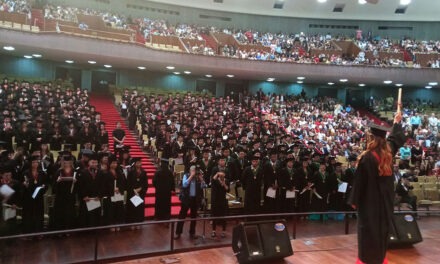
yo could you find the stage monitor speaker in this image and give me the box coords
[232,220,293,264]
[388,213,423,247]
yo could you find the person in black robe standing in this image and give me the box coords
[128,102,137,131]
[343,154,357,212]
[52,155,77,230]
[278,157,299,214]
[153,158,175,221]
[102,154,126,229]
[21,155,48,234]
[126,157,148,226]
[112,122,126,157]
[310,163,331,216]
[262,150,281,213]
[77,154,102,227]
[241,154,263,215]
[349,111,405,264]
[210,159,230,238]
[0,165,22,236]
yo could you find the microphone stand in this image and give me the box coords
[194,174,219,246]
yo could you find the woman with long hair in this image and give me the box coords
[22,155,48,234]
[349,111,405,264]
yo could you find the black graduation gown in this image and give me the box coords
[296,167,313,212]
[310,171,330,212]
[31,128,48,152]
[77,168,103,227]
[15,129,32,151]
[262,160,281,213]
[349,123,405,264]
[241,166,263,214]
[210,177,229,217]
[22,170,48,233]
[343,167,356,210]
[197,158,215,184]
[126,168,148,223]
[278,167,300,213]
[53,169,77,230]
[0,180,21,236]
[153,166,175,220]
[327,172,341,211]
[102,168,126,225]
[95,130,109,152]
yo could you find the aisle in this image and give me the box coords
[89,95,180,219]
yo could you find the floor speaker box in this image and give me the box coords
[388,213,423,247]
[232,220,293,264]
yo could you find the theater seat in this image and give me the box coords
[31,26,40,32]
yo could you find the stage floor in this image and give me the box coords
[1,216,439,263]
[115,229,440,264]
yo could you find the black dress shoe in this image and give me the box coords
[174,234,181,240]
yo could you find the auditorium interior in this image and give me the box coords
[0,0,440,263]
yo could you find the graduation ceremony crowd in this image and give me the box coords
[121,87,439,238]
[1,76,439,238]
[0,77,149,236]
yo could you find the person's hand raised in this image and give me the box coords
[394,110,402,124]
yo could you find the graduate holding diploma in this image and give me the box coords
[126,157,148,227]
[53,155,77,230]
[22,155,48,234]
[1,164,21,236]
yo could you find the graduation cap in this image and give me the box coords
[268,149,278,156]
[88,153,98,161]
[98,152,110,160]
[221,146,230,151]
[30,155,41,162]
[62,155,73,162]
[0,164,13,174]
[348,154,358,162]
[369,123,390,138]
[286,157,295,163]
[312,152,322,158]
[251,154,261,161]
[81,149,95,158]
[131,157,142,163]
[121,145,131,153]
[108,154,118,164]
[300,156,309,162]
[215,155,226,162]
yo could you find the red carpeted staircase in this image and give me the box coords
[201,33,218,54]
[403,49,413,62]
[31,8,44,28]
[89,95,181,219]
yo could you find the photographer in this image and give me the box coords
[175,165,206,240]
[395,174,418,217]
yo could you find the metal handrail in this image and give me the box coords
[1,209,438,263]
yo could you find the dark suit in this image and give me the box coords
[395,181,417,212]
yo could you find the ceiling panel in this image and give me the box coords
[146,0,440,22]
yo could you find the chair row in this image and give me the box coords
[0,20,39,32]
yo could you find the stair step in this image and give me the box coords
[89,95,180,219]
[145,206,181,219]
